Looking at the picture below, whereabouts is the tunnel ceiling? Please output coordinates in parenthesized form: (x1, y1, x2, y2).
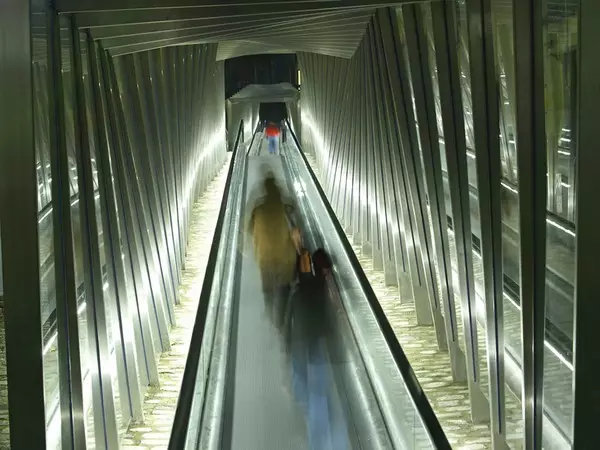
(54, 0, 419, 59)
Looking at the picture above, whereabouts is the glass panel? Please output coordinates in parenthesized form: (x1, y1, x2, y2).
(542, 0, 578, 443)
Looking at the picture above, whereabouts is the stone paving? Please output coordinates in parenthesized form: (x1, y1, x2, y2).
(121, 154, 231, 449)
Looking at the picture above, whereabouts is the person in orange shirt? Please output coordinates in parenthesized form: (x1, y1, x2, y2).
(265, 121, 281, 154)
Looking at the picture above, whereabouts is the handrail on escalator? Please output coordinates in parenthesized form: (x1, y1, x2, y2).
(169, 119, 246, 450)
(246, 121, 262, 157)
(285, 120, 451, 449)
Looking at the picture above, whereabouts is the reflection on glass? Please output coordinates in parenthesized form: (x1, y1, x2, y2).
(542, 0, 578, 442)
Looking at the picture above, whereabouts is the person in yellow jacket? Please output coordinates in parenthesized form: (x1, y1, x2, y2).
(248, 175, 299, 328)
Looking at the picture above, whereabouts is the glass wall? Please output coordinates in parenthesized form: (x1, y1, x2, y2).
(394, 1, 579, 448)
(1, 8, 227, 445)
(541, 0, 578, 442)
(300, 2, 580, 448)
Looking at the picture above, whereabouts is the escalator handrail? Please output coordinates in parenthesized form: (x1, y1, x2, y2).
(169, 119, 245, 450)
(285, 120, 451, 449)
(246, 121, 261, 157)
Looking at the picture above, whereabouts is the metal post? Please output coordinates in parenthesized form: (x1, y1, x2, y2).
(403, 3, 466, 380)
(464, 0, 509, 447)
(104, 53, 160, 386)
(70, 19, 119, 450)
(573, 0, 600, 446)
(512, 0, 547, 448)
(380, 8, 447, 347)
(430, 0, 490, 423)
(0, 0, 46, 447)
(87, 34, 144, 422)
(48, 11, 87, 449)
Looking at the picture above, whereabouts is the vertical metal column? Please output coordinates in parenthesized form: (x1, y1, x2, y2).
(70, 22, 119, 450)
(464, 0, 509, 447)
(131, 53, 177, 326)
(87, 35, 144, 422)
(48, 12, 87, 449)
(0, 0, 46, 447)
(368, 24, 401, 287)
(430, 0, 489, 423)
(402, 3, 466, 381)
(573, 0, 600, 446)
(138, 51, 180, 307)
(512, 0, 547, 448)
(381, 8, 447, 348)
(113, 55, 171, 354)
(104, 53, 161, 386)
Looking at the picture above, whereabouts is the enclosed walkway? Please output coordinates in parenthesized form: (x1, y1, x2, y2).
(1, 1, 600, 450)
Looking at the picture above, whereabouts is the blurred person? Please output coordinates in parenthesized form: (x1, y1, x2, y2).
(282, 245, 350, 450)
(247, 175, 298, 328)
(265, 121, 280, 155)
(280, 119, 287, 143)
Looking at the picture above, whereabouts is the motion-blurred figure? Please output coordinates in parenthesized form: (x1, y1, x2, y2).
(265, 122, 280, 155)
(248, 175, 298, 328)
(283, 247, 350, 450)
(280, 119, 287, 143)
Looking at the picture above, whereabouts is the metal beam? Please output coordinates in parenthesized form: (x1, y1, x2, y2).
(512, 0, 547, 448)
(60, 0, 408, 14)
(464, 0, 509, 447)
(0, 0, 46, 446)
(573, 0, 600, 447)
(89, 9, 363, 39)
(48, 11, 87, 450)
(72, 2, 404, 29)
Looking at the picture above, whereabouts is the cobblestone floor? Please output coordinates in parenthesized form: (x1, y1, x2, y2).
(305, 153, 523, 450)
(121, 154, 230, 449)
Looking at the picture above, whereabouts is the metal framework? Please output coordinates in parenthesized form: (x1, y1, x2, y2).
(0, 0, 592, 449)
(300, 2, 583, 450)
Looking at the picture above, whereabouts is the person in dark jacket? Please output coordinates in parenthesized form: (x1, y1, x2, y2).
(283, 247, 350, 450)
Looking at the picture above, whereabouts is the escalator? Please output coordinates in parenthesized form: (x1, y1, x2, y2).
(168, 126, 450, 450)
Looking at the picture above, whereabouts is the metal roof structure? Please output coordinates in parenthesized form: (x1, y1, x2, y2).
(54, 0, 418, 60)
